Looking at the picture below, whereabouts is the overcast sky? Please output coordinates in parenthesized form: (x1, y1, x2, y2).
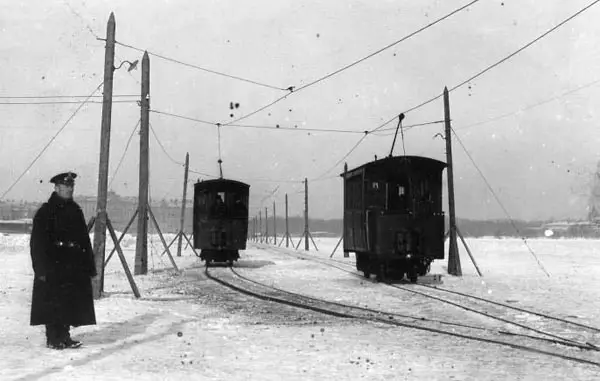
(2, 0, 600, 221)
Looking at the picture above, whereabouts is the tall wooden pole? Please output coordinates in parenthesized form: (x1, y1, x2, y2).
(273, 201, 276, 245)
(92, 13, 115, 299)
(444, 87, 462, 276)
(343, 163, 348, 257)
(304, 178, 309, 251)
(176, 152, 189, 257)
(265, 207, 269, 244)
(135, 51, 150, 275)
(285, 193, 289, 248)
(259, 211, 262, 243)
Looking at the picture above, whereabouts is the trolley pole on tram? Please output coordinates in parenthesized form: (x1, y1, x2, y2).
(444, 87, 462, 276)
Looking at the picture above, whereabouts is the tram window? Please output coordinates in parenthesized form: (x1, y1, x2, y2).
(387, 184, 408, 212)
(368, 180, 385, 207)
(231, 192, 248, 217)
(209, 191, 228, 217)
(195, 190, 209, 212)
(345, 177, 362, 209)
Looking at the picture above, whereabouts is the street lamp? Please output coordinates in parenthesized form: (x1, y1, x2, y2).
(113, 59, 139, 72)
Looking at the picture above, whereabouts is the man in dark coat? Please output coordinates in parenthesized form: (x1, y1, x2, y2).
(30, 171, 97, 350)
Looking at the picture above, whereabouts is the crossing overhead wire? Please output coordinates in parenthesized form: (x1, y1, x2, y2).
(0, 100, 136, 105)
(109, 119, 141, 189)
(149, 122, 185, 167)
(456, 77, 600, 131)
(115, 40, 289, 91)
(371, 0, 600, 134)
(149, 122, 216, 178)
(189, 168, 218, 178)
(294, 0, 481, 95)
(152, 108, 382, 135)
(150, 109, 216, 126)
(64, 1, 101, 40)
(0, 82, 103, 200)
(450, 126, 550, 277)
(226, 123, 368, 134)
(221, 0, 480, 127)
(311, 133, 370, 181)
(307, 119, 441, 181)
(0, 94, 137, 99)
(259, 185, 281, 205)
(373, 120, 446, 134)
(447, 0, 600, 96)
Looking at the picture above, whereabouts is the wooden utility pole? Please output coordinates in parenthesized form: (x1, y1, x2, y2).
(273, 201, 276, 245)
(92, 13, 116, 299)
(176, 153, 190, 257)
(135, 51, 150, 275)
(444, 87, 462, 276)
(259, 211, 262, 243)
(265, 207, 269, 244)
(285, 194, 289, 247)
(304, 178, 309, 251)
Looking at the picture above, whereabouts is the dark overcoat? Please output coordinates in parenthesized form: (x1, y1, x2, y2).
(30, 192, 97, 326)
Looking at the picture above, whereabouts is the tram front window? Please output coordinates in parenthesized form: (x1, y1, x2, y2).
(388, 184, 408, 212)
(210, 192, 228, 217)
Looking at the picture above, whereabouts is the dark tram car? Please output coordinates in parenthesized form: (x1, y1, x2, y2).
(342, 155, 446, 282)
(193, 178, 250, 265)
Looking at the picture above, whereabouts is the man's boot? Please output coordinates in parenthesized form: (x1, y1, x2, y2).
(63, 325, 82, 349)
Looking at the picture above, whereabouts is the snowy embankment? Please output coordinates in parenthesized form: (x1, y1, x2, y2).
(1, 233, 600, 380)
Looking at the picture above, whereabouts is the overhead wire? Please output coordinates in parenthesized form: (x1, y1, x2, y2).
(0, 100, 136, 105)
(371, 0, 600, 134)
(149, 121, 216, 177)
(109, 119, 141, 189)
(64, 1, 102, 40)
(149, 122, 186, 167)
(0, 94, 137, 99)
(456, 77, 600, 131)
(150, 109, 215, 126)
(0, 82, 103, 200)
(450, 126, 550, 277)
(310, 133, 370, 181)
(115, 40, 289, 91)
(225, 123, 368, 134)
(220, 0, 480, 127)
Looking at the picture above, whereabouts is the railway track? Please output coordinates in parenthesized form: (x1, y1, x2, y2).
(246, 243, 600, 365)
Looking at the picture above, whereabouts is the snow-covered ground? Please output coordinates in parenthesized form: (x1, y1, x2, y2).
(1, 233, 600, 380)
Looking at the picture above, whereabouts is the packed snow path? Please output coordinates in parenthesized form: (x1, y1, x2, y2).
(1, 234, 600, 380)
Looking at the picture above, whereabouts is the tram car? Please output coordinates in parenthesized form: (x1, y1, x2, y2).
(193, 178, 250, 266)
(341, 155, 446, 282)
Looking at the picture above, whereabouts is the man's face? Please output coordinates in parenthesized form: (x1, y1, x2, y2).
(55, 184, 74, 199)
